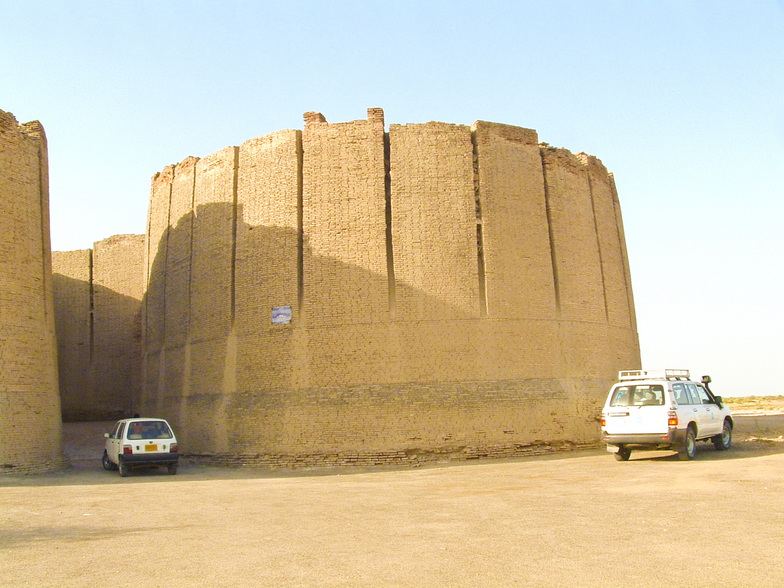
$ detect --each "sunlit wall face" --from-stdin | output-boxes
[0,111,64,474]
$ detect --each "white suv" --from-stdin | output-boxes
[102,418,179,476]
[601,369,733,461]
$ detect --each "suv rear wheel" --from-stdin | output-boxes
[678,427,697,461]
[614,446,632,461]
[712,420,732,451]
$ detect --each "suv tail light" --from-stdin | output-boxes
[171,443,178,453]
[668,411,678,427]
[123,445,133,454]
[601,416,606,427]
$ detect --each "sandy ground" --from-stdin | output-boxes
[1,415,783,588]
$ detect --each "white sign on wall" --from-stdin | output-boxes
[271,306,292,324]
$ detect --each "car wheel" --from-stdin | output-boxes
[102,450,117,471]
[614,446,632,461]
[678,427,697,461]
[712,420,732,451]
[118,460,129,477]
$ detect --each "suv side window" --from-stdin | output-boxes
[685,384,701,405]
[695,385,712,404]
[672,383,691,405]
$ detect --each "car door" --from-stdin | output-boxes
[695,384,722,436]
[685,384,714,437]
[676,383,703,432]
[108,422,125,463]
[672,382,697,426]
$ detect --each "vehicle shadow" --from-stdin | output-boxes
[623,414,784,462]
[625,439,784,462]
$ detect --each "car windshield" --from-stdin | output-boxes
[126,420,173,440]
[610,385,665,407]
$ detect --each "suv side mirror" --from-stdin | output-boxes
[104,433,109,438]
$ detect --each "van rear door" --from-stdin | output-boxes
[604,384,668,435]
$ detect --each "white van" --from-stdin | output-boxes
[601,369,733,461]
[102,418,179,476]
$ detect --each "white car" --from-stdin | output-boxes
[102,418,179,476]
[601,369,733,461]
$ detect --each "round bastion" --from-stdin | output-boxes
[136,108,641,467]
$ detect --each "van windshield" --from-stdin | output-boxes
[610,385,665,407]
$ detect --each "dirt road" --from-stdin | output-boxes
[2,416,783,587]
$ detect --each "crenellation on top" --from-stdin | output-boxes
[151,165,175,188]
[471,120,538,145]
[367,107,384,127]
[94,233,145,249]
[577,152,610,179]
[174,155,200,176]
[20,119,46,143]
[304,111,328,125]
[0,110,47,150]
[0,108,16,130]
[540,144,588,174]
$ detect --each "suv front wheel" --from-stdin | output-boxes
[678,427,697,461]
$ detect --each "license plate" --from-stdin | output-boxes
[145,444,158,452]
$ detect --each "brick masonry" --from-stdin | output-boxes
[52,234,145,421]
[52,249,92,418]
[0,110,65,474]
[132,108,641,467]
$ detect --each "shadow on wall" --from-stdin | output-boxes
[53,273,142,422]
[142,201,491,454]
[142,200,479,392]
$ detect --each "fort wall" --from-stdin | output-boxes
[52,249,92,418]
[0,110,64,473]
[138,108,641,466]
[52,234,145,421]
[390,121,479,321]
[92,235,145,417]
[141,166,173,415]
[472,122,555,320]
[302,109,388,328]
[235,132,300,392]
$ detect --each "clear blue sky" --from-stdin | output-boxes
[2,1,782,396]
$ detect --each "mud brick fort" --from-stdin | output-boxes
[1,107,640,472]
[0,111,64,473]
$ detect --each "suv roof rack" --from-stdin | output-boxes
[619,369,691,381]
